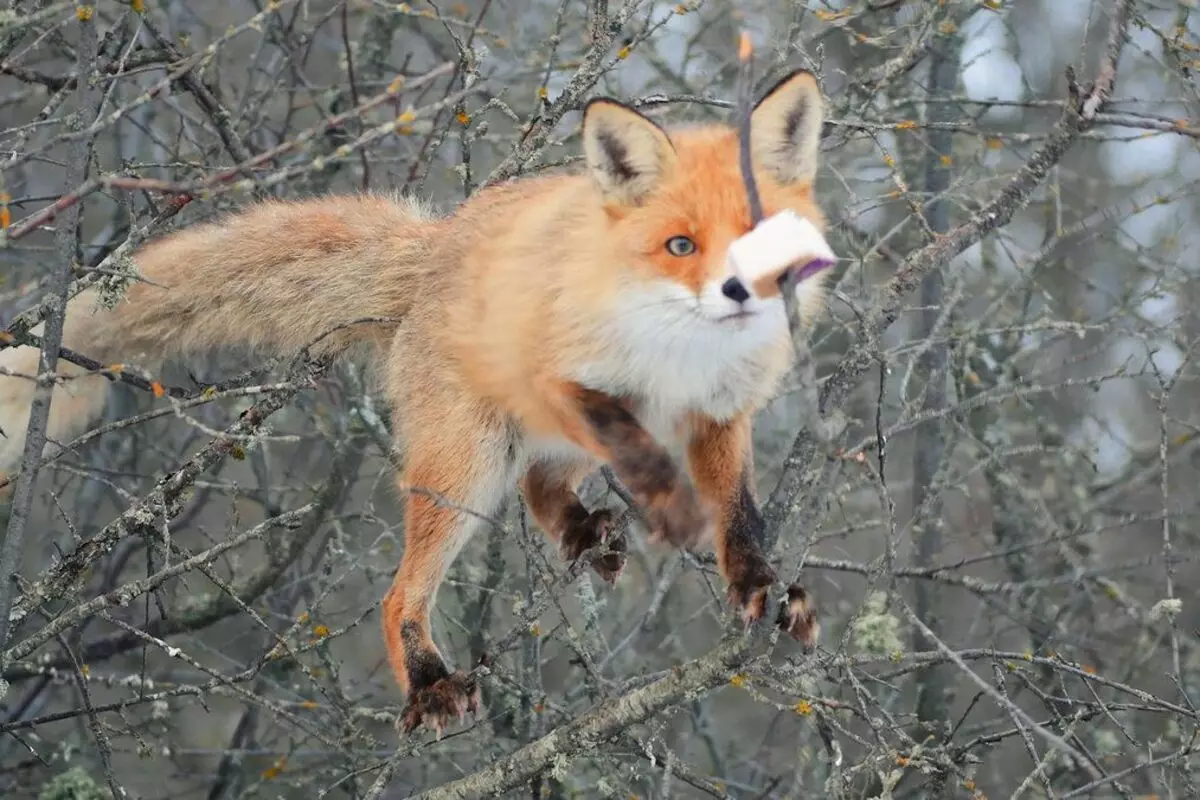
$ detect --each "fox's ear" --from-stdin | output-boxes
[582,98,677,205]
[750,70,824,186]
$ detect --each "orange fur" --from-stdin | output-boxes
[688,413,753,543]
[687,413,772,620]
[0,71,830,732]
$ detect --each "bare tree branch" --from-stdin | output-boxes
[0,4,104,656]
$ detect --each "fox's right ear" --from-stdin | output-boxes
[750,70,825,186]
[582,98,677,206]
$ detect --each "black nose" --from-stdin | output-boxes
[721,276,750,304]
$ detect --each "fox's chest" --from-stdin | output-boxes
[567,296,792,429]
[525,340,787,472]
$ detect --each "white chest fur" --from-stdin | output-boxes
[519,280,790,471]
[569,279,790,428]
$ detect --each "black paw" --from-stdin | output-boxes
[398,671,481,737]
[560,508,627,582]
[776,584,819,649]
[726,556,777,626]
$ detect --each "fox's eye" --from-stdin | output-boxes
[665,235,696,257]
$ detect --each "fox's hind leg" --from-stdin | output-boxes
[381,402,516,736]
[520,457,626,582]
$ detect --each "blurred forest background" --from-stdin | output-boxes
[1,0,1199,797]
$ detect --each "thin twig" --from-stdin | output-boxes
[0,8,104,656]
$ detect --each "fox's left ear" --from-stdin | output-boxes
[750,70,825,186]
[582,98,677,206]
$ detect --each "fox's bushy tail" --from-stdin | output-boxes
[0,194,440,472]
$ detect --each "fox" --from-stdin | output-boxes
[0,70,830,734]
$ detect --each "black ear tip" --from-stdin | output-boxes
[755,68,821,107]
[580,97,674,146]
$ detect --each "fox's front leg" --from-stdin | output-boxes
[687,413,819,647]
[381,410,514,736]
[544,383,709,550]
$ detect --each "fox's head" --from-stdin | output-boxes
[581,71,829,335]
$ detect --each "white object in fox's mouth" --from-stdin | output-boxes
[727,210,836,300]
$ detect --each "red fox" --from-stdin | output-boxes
[0,70,829,734]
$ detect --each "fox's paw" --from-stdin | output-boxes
[775,584,819,649]
[560,509,627,582]
[398,671,481,737]
[646,482,708,551]
[726,557,778,627]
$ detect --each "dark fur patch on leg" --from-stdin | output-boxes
[401,621,450,691]
[575,386,707,548]
[722,469,777,623]
[576,387,676,498]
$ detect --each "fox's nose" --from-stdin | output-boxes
[721,276,750,304]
